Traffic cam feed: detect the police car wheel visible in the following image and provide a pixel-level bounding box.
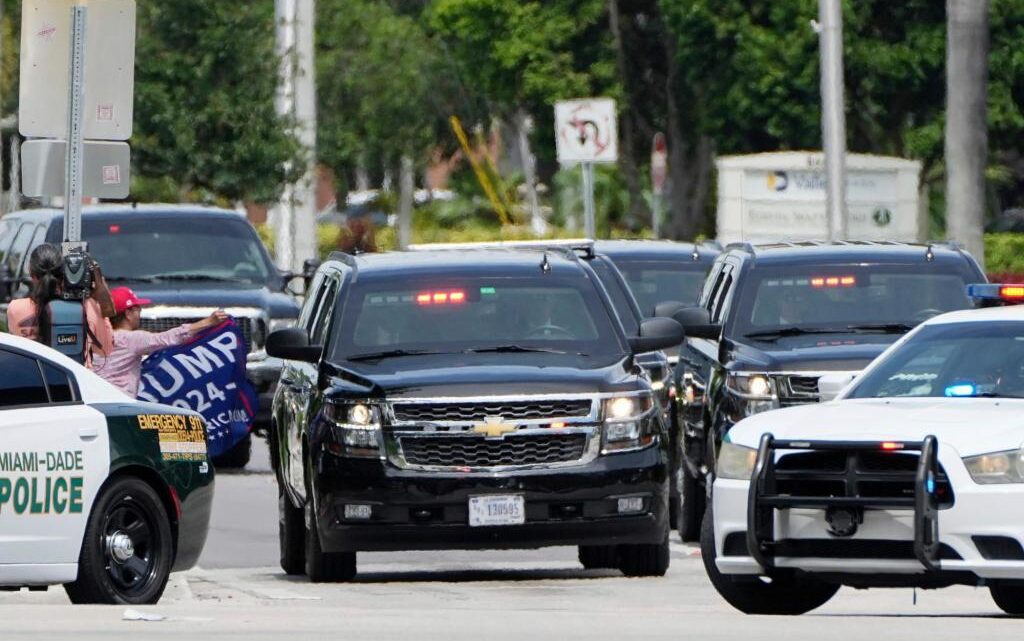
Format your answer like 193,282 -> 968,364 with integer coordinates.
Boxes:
578,545 -> 618,569
989,582 -> 1024,615
700,505 -> 838,615
279,485 -> 306,575
64,477 -> 173,605
212,434 -> 252,470
304,503 -> 356,583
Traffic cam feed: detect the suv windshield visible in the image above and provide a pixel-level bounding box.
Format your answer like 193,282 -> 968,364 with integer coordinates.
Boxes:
848,322 -> 1024,399
615,260 -> 710,314
81,217 -> 275,285
732,265 -> 975,338
331,275 -> 626,361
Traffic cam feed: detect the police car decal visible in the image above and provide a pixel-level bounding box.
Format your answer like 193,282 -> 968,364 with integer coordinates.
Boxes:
703,286 -> 1024,616
0,332 -> 213,605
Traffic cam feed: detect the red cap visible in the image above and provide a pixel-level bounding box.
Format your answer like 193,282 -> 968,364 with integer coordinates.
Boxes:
111,287 -> 152,314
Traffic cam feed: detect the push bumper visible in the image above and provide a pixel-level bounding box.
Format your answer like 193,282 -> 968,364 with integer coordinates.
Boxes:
713,441 -> 1024,582
313,446 -> 669,553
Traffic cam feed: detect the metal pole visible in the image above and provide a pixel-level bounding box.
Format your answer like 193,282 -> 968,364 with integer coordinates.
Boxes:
818,0 -> 847,241
272,0 -> 296,271
292,0 -> 318,274
63,5 -> 88,244
582,162 -> 596,239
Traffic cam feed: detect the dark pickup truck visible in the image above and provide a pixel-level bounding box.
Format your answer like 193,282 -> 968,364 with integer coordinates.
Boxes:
0,205 -> 301,466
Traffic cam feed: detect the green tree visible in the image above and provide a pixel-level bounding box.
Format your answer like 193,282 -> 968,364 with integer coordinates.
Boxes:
132,1 -> 300,204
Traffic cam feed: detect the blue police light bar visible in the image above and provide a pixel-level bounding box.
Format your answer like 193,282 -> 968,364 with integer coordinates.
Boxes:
966,283 -> 1024,302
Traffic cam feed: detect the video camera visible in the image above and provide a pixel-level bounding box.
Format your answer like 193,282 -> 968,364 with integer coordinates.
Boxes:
60,242 -> 97,301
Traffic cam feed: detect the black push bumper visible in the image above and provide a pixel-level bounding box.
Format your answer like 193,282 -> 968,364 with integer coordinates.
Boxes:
312,446 -> 669,553
747,433 -> 944,572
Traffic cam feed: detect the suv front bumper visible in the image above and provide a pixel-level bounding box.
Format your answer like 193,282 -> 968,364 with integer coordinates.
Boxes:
312,445 -> 669,553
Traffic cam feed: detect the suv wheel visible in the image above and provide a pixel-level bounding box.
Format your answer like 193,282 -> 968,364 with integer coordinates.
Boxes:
675,458 -> 703,543
304,503 -> 356,583
578,545 -> 618,570
212,433 -> 252,470
990,582 -> 1024,615
700,505 -> 837,615
278,486 -> 305,575
617,536 -> 670,577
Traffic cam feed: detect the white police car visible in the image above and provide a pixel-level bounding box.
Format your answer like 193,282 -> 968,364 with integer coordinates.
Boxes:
0,332 -> 213,604
704,284 -> 1024,615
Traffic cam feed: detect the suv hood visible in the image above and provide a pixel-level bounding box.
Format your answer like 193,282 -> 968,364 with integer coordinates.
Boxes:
130,281 -> 299,318
729,334 -> 898,372
729,397 -> 1024,458
325,354 -> 641,399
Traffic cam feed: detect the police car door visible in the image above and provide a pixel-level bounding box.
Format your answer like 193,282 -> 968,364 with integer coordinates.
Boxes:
0,347 -> 109,568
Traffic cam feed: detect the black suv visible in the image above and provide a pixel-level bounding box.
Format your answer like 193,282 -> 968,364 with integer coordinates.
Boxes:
266,248 -> 683,581
664,241 -> 986,540
0,205 -> 301,466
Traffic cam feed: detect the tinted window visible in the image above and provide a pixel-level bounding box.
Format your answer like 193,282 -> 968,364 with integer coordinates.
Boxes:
615,260 -> 712,313
5,224 -> 34,276
20,225 -> 48,278
0,350 -> 49,407
0,218 -> 19,260
42,362 -> 75,403
588,259 -> 641,335
849,322 -> 1024,399
331,275 -> 624,361
311,279 -> 338,345
731,265 -> 975,336
81,217 -> 276,286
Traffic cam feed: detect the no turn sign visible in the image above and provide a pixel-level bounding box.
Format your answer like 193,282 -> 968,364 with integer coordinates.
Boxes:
555,98 -> 618,164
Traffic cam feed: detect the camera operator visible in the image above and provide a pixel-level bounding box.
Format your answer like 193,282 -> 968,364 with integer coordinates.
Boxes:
4,243 -> 114,367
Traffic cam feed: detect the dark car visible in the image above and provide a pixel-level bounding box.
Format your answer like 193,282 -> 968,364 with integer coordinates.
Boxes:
267,248 -> 683,581
0,205 -> 302,466
663,240 -> 986,541
594,240 -> 720,318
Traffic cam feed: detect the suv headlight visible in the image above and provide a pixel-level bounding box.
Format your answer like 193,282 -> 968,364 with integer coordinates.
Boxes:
324,402 -> 382,457
964,448 -> 1024,484
602,394 -> 656,453
717,442 -> 758,480
725,372 -> 779,418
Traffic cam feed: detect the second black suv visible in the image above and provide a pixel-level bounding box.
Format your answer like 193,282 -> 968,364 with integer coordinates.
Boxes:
664,241 -> 986,540
267,248 -> 683,581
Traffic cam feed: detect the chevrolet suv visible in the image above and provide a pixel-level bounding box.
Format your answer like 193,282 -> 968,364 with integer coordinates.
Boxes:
267,248 -> 683,581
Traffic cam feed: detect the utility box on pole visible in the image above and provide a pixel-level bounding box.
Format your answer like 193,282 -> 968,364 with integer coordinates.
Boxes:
716,152 -> 921,244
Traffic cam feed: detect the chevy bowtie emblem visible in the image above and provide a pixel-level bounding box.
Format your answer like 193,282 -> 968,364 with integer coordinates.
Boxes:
473,416 -> 517,438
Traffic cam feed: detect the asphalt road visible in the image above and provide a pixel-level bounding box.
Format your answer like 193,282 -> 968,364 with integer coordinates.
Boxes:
2,438 -> 1023,640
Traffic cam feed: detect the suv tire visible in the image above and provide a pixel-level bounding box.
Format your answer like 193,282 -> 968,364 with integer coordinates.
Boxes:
304,503 -> 356,583
617,536 -> 670,577
278,486 -> 305,575
676,460 -> 703,543
990,583 -> 1024,615
213,433 -> 252,470
578,545 -> 618,570
700,505 -> 838,615
64,477 -> 173,604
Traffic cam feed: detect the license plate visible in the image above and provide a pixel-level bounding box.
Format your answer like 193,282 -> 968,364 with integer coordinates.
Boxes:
468,495 -> 525,527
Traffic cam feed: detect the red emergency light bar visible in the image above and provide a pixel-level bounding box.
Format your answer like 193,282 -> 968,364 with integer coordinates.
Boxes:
1001,285 -> 1024,300
966,283 -> 1024,303
880,441 -> 904,451
810,276 -> 856,288
416,290 -> 467,305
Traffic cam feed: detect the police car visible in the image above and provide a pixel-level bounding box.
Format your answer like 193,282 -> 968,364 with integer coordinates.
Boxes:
703,285 -> 1024,615
0,332 -> 214,604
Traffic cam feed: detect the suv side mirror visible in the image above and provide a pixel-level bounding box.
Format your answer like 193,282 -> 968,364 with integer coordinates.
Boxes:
671,306 -> 721,340
267,327 -> 322,363
629,318 -> 685,354
818,372 -> 857,402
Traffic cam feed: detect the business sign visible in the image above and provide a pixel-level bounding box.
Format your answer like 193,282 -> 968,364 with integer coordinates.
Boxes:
137,321 -> 257,459
555,98 -> 618,164
19,0 -> 136,140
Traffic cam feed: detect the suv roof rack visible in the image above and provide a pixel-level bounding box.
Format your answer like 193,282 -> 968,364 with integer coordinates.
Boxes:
407,239 -> 592,260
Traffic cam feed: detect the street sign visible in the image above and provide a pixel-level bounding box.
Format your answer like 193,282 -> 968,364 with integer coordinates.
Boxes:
21,139 -> 130,199
19,0 -> 136,140
651,132 -> 668,196
555,98 -> 618,164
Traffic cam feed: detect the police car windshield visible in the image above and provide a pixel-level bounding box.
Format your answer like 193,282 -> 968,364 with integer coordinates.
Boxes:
615,260 -> 710,314
733,265 -> 974,339
81,218 -> 274,285
848,322 -> 1024,399
331,276 -> 626,362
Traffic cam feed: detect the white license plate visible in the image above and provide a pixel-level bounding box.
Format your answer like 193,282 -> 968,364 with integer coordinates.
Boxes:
468,495 -> 525,527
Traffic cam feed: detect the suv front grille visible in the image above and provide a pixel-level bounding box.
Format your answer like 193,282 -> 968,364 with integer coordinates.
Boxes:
392,400 -> 593,423
398,433 -> 587,468
786,376 -> 820,396
140,316 -> 265,352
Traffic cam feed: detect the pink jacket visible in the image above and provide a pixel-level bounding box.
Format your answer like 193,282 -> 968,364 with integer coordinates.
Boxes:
94,325 -> 192,397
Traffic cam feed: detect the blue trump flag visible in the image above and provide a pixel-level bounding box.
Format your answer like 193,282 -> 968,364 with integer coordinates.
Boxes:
137,319 -> 258,458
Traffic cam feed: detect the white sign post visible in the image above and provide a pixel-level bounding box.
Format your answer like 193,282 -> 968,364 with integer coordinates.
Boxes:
555,98 -> 618,238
